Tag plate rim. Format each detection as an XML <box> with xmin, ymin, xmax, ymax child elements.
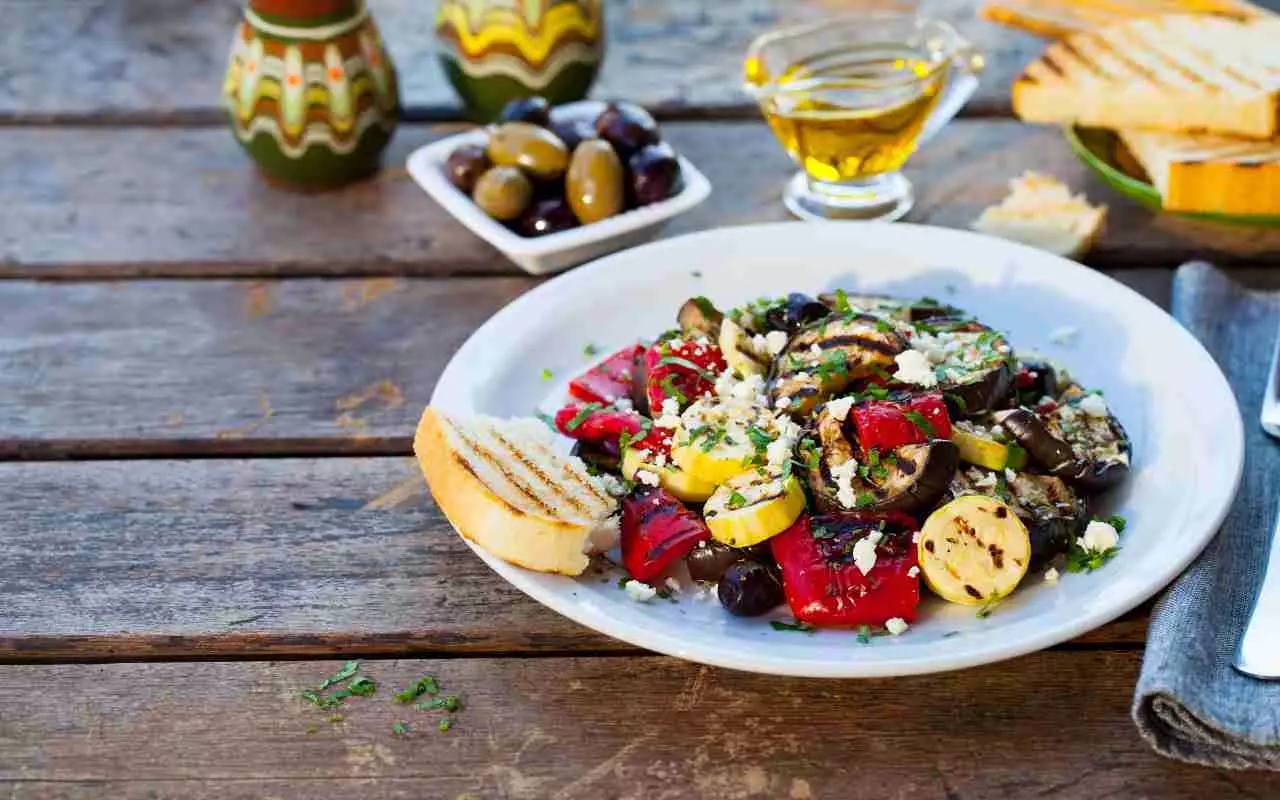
<box><xmin>430</xmin><ymin>221</ymin><xmax>1245</xmax><ymax>677</ymax></box>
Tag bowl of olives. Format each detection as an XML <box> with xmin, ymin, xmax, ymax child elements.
<box><xmin>407</xmin><ymin>98</ymin><xmax>711</xmax><ymax>275</ymax></box>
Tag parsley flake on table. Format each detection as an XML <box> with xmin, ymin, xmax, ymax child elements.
<box><xmin>394</xmin><ymin>675</ymin><xmax>440</xmax><ymax>704</ymax></box>
<box><xmin>392</xmin><ymin>721</ymin><xmax>410</xmax><ymax>736</ymax></box>
<box><xmin>770</xmin><ymin>620</ymin><xmax>815</xmax><ymax>634</ymax></box>
<box><xmin>438</xmin><ymin>718</ymin><xmax>454</xmax><ymax>733</ymax></box>
<box><xmin>583</xmin><ymin>343</ymin><xmax>599</xmax><ymax>357</ymax></box>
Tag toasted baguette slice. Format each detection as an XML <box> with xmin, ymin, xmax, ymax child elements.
<box><xmin>972</xmin><ymin>172</ymin><xmax>1106</xmax><ymax>259</ymax></box>
<box><xmin>1013</xmin><ymin>16</ymin><xmax>1280</xmax><ymax>139</ymax></box>
<box><xmin>980</xmin><ymin>0</ymin><xmax>1270</xmax><ymax>39</ymax></box>
<box><xmin>414</xmin><ymin>407</ymin><xmax>621</xmax><ymax>576</ymax></box>
<box><xmin>1119</xmin><ymin>128</ymin><xmax>1280</xmax><ymax>215</ymax></box>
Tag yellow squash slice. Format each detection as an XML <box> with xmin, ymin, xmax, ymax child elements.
<box><xmin>703</xmin><ymin>471</ymin><xmax>806</xmax><ymax>548</ymax></box>
<box><xmin>918</xmin><ymin>495</ymin><xmax>1031</xmax><ymax>606</ymax></box>
<box><xmin>621</xmin><ymin>446</ymin><xmax>716</xmax><ymax>502</ymax></box>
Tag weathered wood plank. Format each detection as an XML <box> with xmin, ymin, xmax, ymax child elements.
<box><xmin>0</xmin><ymin>277</ymin><xmax>533</xmax><ymax>457</ymax></box>
<box><xmin>0</xmin><ymin>0</ymin><xmax>1038</xmax><ymax>124</ymax></box>
<box><xmin>3</xmin><ymin>653</ymin><xmax>1277</xmax><ymax>798</ymax></box>
<box><xmin>0</xmin><ymin>268</ymin><xmax>1192</xmax><ymax>458</ymax></box>
<box><xmin>0</xmin><ymin>458</ymin><xmax>1147</xmax><ymax>661</ymax></box>
<box><xmin>5</xmin><ymin>120</ymin><xmax>1280</xmax><ymax>278</ymax></box>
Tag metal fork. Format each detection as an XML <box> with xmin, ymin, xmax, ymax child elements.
<box><xmin>1234</xmin><ymin>328</ymin><xmax>1280</xmax><ymax>679</ymax></box>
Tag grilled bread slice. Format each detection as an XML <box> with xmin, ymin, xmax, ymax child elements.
<box><xmin>980</xmin><ymin>0</ymin><xmax>1269</xmax><ymax>39</ymax></box>
<box><xmin>415</xmin><ymin>407</ymin><xmax>621</xmax><ymax>576</ymax></box>
<box><xmin>972</xmin><ymin>172</ymin><xmax>1107</xmax><ymax>259</ymax></box>
<box><xmin>1013</xmin><ymin>15</ymin><xmax>1280</xmax><ymax>138</ymax></box>
<box><xmin>1119</xmin><ymin>128</ymin><xmax>1280</xmax><ymax>215</ymax></box>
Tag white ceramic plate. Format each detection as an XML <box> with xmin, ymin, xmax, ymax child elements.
<box><xmin>431</xmin><ymin>222</ymin><xmax>1243</xmax><ymax>677</ymax></box>
<box><xmin>406</xmin><ymin>101</ymin><xmax>712</xmax><ymax>276</ymax></box>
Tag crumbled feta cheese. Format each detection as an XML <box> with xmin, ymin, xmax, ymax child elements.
<box><xmin>652</xmin><ymin>451</ymin><xmax>668</xmax><ymax>468</ymax></box>
<box><xmin>826</xmin><ymin>396</ymin><xmax>855</xmax><ymax>421</ymax></box>
<box><xmin>912</xmin><ymin>531</ymin><xmax>921</xmax><ymax>543</ymax></box>
<box><xmin>588</xmin><ymin>514</ymin><xmax>620</xmax><ymax>552</ymax></box>
<box><xmin>907</xmin><ymin>565</ymin><xmax>920</xmax><ymax>578</ymax></box>
<box><xmin>830</xmin><ymin>458</ymin><xmax>861</xmax><ymax>509</ymax></box>
<box><xmin>751</xmin><ymin>333</ymin><xmax>769</xmax><ymax>354</ymax></box>
<box><xmin>667</xmin><ymin>337</ymin><xmax>685</xmax><ymax>350</ymax></box>
<box><xmin>1078</xmin><ymin>519</ymin><xmax>1119</xmax><ymax>553</ymax></box>
<box><xmin>1043</xmin><ymin>567</ymin><xmax>1060</xmax><ymax>584</ymax></box>
<box><xmin>764</xmin><ymin>330</ymin><xmax>789</xmax><ymax>356</ymax></box>
<box><xmin>910</xmin><ymin>332</ymin><xmax>949</xmax><ymax>364</ymax></box>
<box><xmin>990</xmin><ymin>423</ymin><xmax>1005</xmax><ymax>437</ymax></box>
<box><xmin>1077</xmin><ymin>393</ymin><xmax>1109</xmax><ymax>418</ymax></box>
<box><xmin>730</xmin><ymin>373</ymin><xmax>766</xmax><ymax>402</ymax></box>
<box><xmin>634</xmin><ymin>469</ymin><xmax>660</xmax><ymax>487</ymax></box>
<box><xmin>693</xmin><ymin>583</ymin><xmax>717</xmax><ymax>602</ymax></box>
<box><xmin>851</xmin><ymin>532</ymin><xmax>882</xmax><ymax>575</ymax></box>
<box><xmin>775</xmin><ymin>396</ymin><xmax>793</xmax><ymax>410</ymax></box>
<box><xmin>893</xmin><ymin>349</ymin><xmax>939</xmax><ymax>387</ymax></box>
<box><xmin>766</xmin><ymin>436</ymin><xmax>792</xmax><ymax>469</ymax></box>
<box><xmin>1005</xmin><ymin>468</ymin><xmax>1017</xmax><ymax>483</ymax></box>
<box><xmin>692</xmin><ymin>336</ymin><xmax>710</xmax><ymax>347</ymax></box>
<box><xmin>612</xmin><ymin>397</ymin><xmax>633</xmax><ymax>411</ymax></box>
<box><xmin>624</xmin><ymin>580</ymin><xmax>657</xmax><ymax>602</ymax></box>
<box><xmin>973</xmin><ymin>471</ymin><xmax>998</xmax><ymax>490</ymax></box>
<box><xmin>1048</xmin><ymin>326</ymin><xmax>1078</xmax><ymax>346</ymax></box>
<box><xmin>714</xmin><ymin>370</ymin><xmax>737</xmax><ymax>398</ymax></box>
<box><xmin>885</xmin><ymin>617</ymin><xmax>909</xmax><ymax>636</ymax></box>
<box><xmin>810</xmin><ymin>344</ymin><xmax>823</xmax><ymax>357</ymax></box>
<box><xmin>655</xmin><ymin>397</ymin><xmax>682</xmax><ymax>428</ymax></box>
<box><xmin>596</xmin><ymin>473</ymin><xmax>627</xmax><ymax>498</ymax></box>
<box><xmin>664</xmin><ymin>577</ymin><xmax>682</xmax><ymax>595</ymax></box>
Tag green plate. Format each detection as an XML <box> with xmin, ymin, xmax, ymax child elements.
<box><xmin>1064</xmin><ymin>125</ymin><xmax>1280</xmax><ymax>227</ymax></box>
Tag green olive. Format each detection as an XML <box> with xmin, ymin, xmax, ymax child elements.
<box><xmin>472</xmin><ymin>166</ymin><xmax>533</xmax><ymax>221</ymax></box>
<box><xmin>566</xmin><ymin>139</ymin><xmax>625</xmax><ymax>225</ymax></box>
<box><xmin>486</xmin><ymin>122</ymin><xmax>569</xmax><ymax>180</ymax></box>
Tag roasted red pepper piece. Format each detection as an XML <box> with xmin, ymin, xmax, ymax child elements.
<box><xmin>621</xmin><ymin>487</ymin><xmax>711</xmax><ymax>582</ymax></box>
<box><xmin>1014</xmin><ymin>366</ymin><xmax>1037</xmax><ymax>390</ymax></box>
<box><xmin>569</xmin><ymin>344</ymin><xmax>645</xmax><ymax>404</ymax></box>
<box><xmin>643</xmin><ymin>336</ymin><xmax>726</xmax><ymax>413</ymax></box>
<box><xmin>553</xmin><ymin>403</ymin><xmax>648</xmax><ymax>454</ymax></box>
<box><xmin>770</xmin><ymin>512</ymin><xmax>920</xmax><ymax>628</ymax></box>
<box><xmin>849</xmin><ymin>392</ymin><xmax>952</xmax><ymax>452</ymax></box>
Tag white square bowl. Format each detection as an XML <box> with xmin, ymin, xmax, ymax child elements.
<box><xmin>406</xmin><ymin>102</ymin><xmax>712</xmax><ymax>275</ymax></box>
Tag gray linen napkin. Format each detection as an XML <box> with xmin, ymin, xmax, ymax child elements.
<box><xmin>1133</xmin><ymin>262</ymin><xmax>1280</xmax><ymax>769</ymax></box>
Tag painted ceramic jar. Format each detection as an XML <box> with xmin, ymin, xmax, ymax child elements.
<box><xmin>224</xmin><ymin>0</ymin><xmax>400</xmax><ymax>189</ymax></box>
<box><xmin>436</xmin><ymin>0</ymin><xmax>604</xmax><ymax>122</ymax></box>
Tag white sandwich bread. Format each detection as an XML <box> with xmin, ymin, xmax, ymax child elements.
<box><xmin>414</xmin><ymin>407</ymin><xmax>621</xmax><ymax>576</ymax></box>
<box><xmin>972</xmin><ymin>172</ymin><xmax>1107</xmax><ymax>259</ymax></box>
<box><xmin>1013</xmin><ymin>15</ymin><xmax>1280</xmax><ymax>139</ymax></box>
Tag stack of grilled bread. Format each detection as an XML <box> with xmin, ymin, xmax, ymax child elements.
<box><xmin>1012</xmin><ymin>14</ymin><xmax>1280</xmax><ymax>216</ymax></box>
<box><xmin>415</xmin><ymin>407</ymin><xmax>622</xmax><ymax>576</ymax></box>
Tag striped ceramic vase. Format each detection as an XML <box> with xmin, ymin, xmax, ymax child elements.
<box><xmin>224</xmin><ymin>0</ymin><xmax>400</xmax><ymax>189</ymax></box>
<box><xmin>436</xmin><ymin>0</ymin><xmax>604</xmax><ymax>122</ymax></box>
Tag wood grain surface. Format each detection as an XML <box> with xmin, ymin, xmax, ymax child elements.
<box><xmin>6</xmin><ymin>120</ymin><xmax>1280</xmax><ymax>279</ymax></box>
<box><xmin>0</xmin><ymin>458</ymin><xmax>1147</xmax><ymax>662</ymax></box>
<box><xmin>3</xmin><ymin>653</ymin><xmax>1278</xmax><ymax>799</ymax></box>
<box><xmin>0</xmin><ymin>0</ymin><xmax>1040</xmax><ymax>124</ymax></box>
<box><xmin>0</xmin><ymin>268</ymin><xmax>1191</xmax><ymax>459</ymax></box>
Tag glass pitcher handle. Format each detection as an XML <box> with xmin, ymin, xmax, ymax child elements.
<box><xmin>919</xmin><ymin>44</ymin><xmax>984</xmax><ymax>146</ymax></box>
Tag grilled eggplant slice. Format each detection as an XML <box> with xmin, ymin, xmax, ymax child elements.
<box><xmin>806</xmin><ymin>413</ymin><xmax>959</xmax><ymax>515</ymax></box>
<box><xmin>763</xmin><ymin>293</ymin><xmax>832</xmax><ymax>333</ymax></box>
<box><xmin>996</xmin><ymin>401</ymin><xmax>1131</xmax><ymax>492</ymax></box>
<box><xmin>677</xmin><ymin>296</ymin><xmax>723</xmax><ymax>338</ymax></box>
<box><xmin>947</xmin><ymin>467</ymin><xmax>1085</xmax><ymax>565</ymax></box>
<box><xmin>817</xmin><ymin>292</ymin><xmax>962</xmax><ymax>322</ymax></box>
<box><xmin>914</xmin><ymin>318</ymin><xmax>1016</xmax><ymax>416</ymax></box>
<box><xmin>769</xmin><ymin>315</ymin><xmax>906</xmax><ymax>417</ymax></box>
<box><xmin>1013</xmin><ymin>358</ymin><xmax>1058</xmax><ymax>406</ymax></box>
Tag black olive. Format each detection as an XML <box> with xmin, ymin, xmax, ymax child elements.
<box><xmin>765</xmin><ymin>292</ymin><xmax>833</xmax><ymax>332</ymax></box>
<box><xmin>444</xmin><ymin>144</ymin><xmax>490</xmax><ymax>195</ymax></box>
<box><xmin>595</xmin><ymin>102</ymin><xmax>660</xmax><ymax>159</ymax></box>
<box><xmin>718</xmin><ymin>560</ymin><xmax>784</xmax><ymax>617</ymax></box>
<box><xmin>517</xmin><ymin>198</ymin><xmax>579</xmax><ymax>238</ymax></box>
<box><xmin>628</xmin><ymin>141</ymin><xmax>682</xmax><ymax>206</ymax></box>
<box><xmin>550</xmin><ymin>117</ymin><xmax>597</xmax><ymax>152</ymax></box>
<box><xmin>687</xmin><ymin>541</ymin><xmax>744</xmax><ymax>582</ymax></box>
<box><xmin>498</xmin><ymin>95</ymin><xmax>552</xmax><ymax>127</ymax></box>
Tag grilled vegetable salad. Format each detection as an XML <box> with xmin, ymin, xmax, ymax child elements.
<box><xmin>552</xmin><ymin>291</ymin><xmax>1131</xmax><ymax>637</ymax></box>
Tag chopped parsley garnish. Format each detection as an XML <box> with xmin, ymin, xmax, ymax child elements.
<box><xmin>565</xmin><ymin>402</ymin><xmax>603</xmax><ymax>431</ymax></box>
<box><xmin>691</xmin><ymin>296</ymin><xmax>717</xmax><ymax>317</ymax></box>
<box><xmin>657</xmin><ymin>356</ymin><xmax>716</xmax><ymax>380</ymax></box>
<box><xmin>976</xmin><ymin>598</ymin><xmax>1001</xmax><ymax>618</ymax></box>
<box><xmin>583</xmin><ymin>343</ymin><xmax>599</xmax><ymax>357</ymax></box>
<box><xmin>817</xmin><ymin>349</ymin><xmax>849</xmax><ymax>380</ymax></box>
<box><xmin>659</xmin><ymin>374</ymin><xmax>688</xmax><ymax>405</ymax></box>
<box><xmin>745</xmin><ymin>425</ymin><xmax>773</xmax><ymax>450</ymax></box>
<box><xmin>856</xmin><ymin>625</ymin><xmax>889</xmax><ymax>644</ymax></box>
<box><xmin>726</xmin><ymin>491</ymin><xmax>748</xmax><ymax>510</ymax></box>
<box><xmin>394</xmin><ymin>675</ymin><xmax>440</xmax><ymax>704</ymax></box>
<box><xmin>347</xmin><ymin>677</ymin><xmax>377</xmax><ymax>696</ymax></box>
<box><xmin>811</xmin><ymin>525</ymin><xmax>836</xmax><ymax>540</ymax></box>
<box><xmin>299</xmin><ymin>661</ymin><xmax>377</xmax><ymax>708</ymax></box>
<box><xmin>696</xmin><ymin>426</ymin><xmax>727</xmax><ymax>452</ymax></box>
<box><xmin>1065</xmin><ymin>519</ymin><xmax>1123</xmax><ymax>573</ymax></box>
<box><xmin>541</xmin><ymin>368</ymin><xmax>553</xmax><ymax>380</ymax></box>
<box><xmin>944</xmin><ymin>392</ymin><xmax>968</xmax><ymax>412</ymax></box>
<box><xmin>1104</xmin><ymin>514</ymin><xmax>1127</xmax><ymax>533</ymax></box>
<box><xmin>903</xmin><ymin>410</ymin><xmax>937</xmax><ymax>438</ymax></box>
<box><xmin>415</xmin><ymin>695</ymin><xmax>462</xmax><ymax>712</ymax></box>
<box><xmin>770</xmin><ymin>620</ymin><xmax>815</xmax><ymax>634</ymax></box>
<box><xmin>832</xmin><ymin>288</ymin><xmax>852</xmax><ymax>314</ymax></box>
<box><xmin>875</xmin><ymin>319</ymin><xmax>894</xmax><ymax>333</ymax></box>
<box><xmin>1005</xmin><ymin>443</ymin><xmax>1027</xmax><ymax>469</ymax></box>
<box><xmin>855</xmin><ymin>491</ymin><xmax>877</xmax><ymax>508</ymax></box>
<box><xmin>316</xmin><ymin>660</ymin><xmax>360</xmax><ymax>692</ymax></box>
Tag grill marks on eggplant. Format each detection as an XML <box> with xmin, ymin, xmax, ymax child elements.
<box><xmin>996</xmin><ymin>402</ymin><xmax>1132</xmax><ymax>492</ymax></box>
<box><xmin>769</xmin><ymin>315</ymin><xmax>906</xmax><ymax>416</ymax></box>
<box><xmin>919</xmin><ymin>318</ymin><xmax>1016</xmax><ymax>417</ymax></box>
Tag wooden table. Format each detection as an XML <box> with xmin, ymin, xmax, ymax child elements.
<box><xmin>4</xmin><ymin>2</ymin><xmax>1280</xmax><ymax>797</ymax></box>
